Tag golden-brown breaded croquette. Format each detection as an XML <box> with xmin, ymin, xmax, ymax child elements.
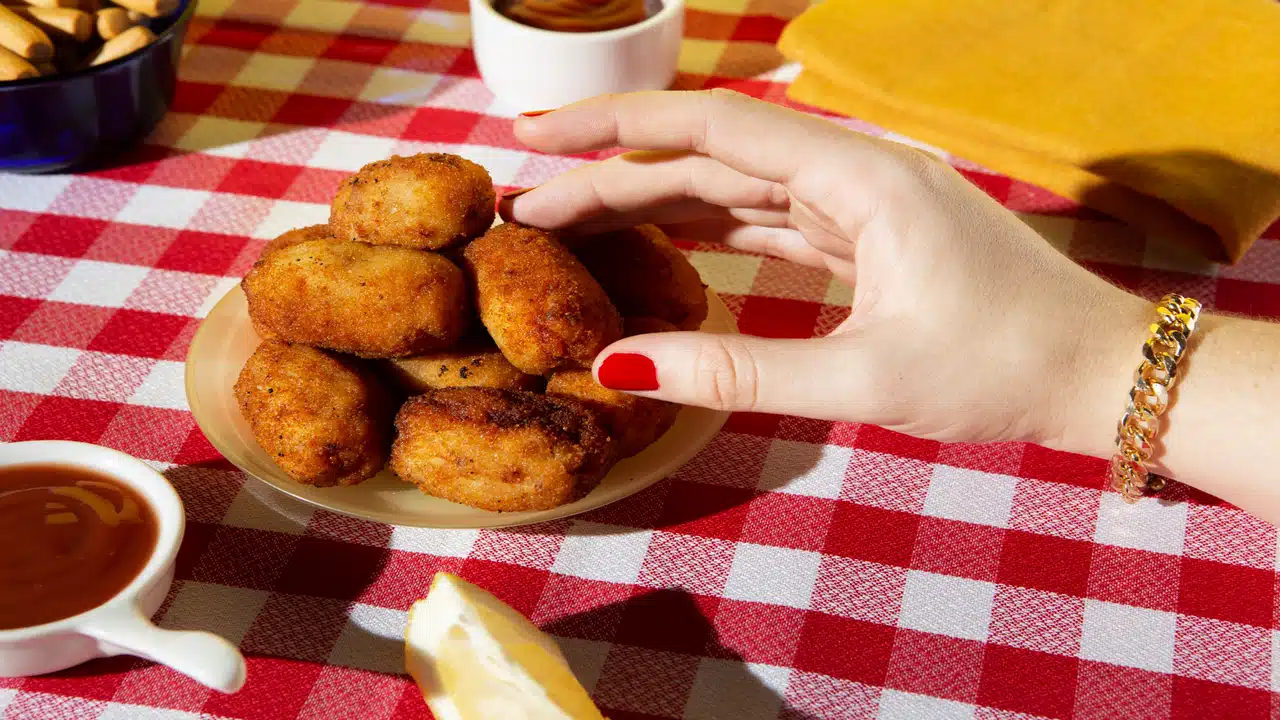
<box><xmin>383</xmin><ymin>336</ymin><xmax>543</xmax><ymax>393</ymax></box>
<box><xmin>242</xmin><ymin>239</ymin><xmax>469</xmax><ymax>358</ymax></box>
<box><xmin>235</xmin><ymin>341</ymin><xmax>394</xmax><ymax>486</ymax></box>
<box><xmin>391</xmin><ymin>388</ymin><xmax>616</xmax><ymax>512</ymax></box>
<box><xmin>259</xmin><ymin>224</ymin><xmax>336</xmax><ymax>260</ymax></box>
<box><xmin>463</xmin><ymin>223</ymin><xmax>622</xmax><ymax>374</ymax></box>
<box><xmin>330</xmin><ymin>153</ymin><xmax>496</xmax><ymax>250</ymax></box>
<box><xmin>569</xmin><ymin>225</ymin><xmax>708</xmax><ymax>330</ymax></box>
<box><xmin>546</xmin><ymin>316</ymin><xmax>680</xmax><ymax>458</ymax></box>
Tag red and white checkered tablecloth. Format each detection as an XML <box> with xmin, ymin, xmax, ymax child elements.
<box><xmin>3</xmin><ymin>0</ymin><xmax>1280</xmax><ymax>717</ymax></box>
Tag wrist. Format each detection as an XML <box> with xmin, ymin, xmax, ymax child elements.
<box><xmin>1036</xmin><ymin>286</ymin><xmax>1151</xmax><ymax>459</ymax></box>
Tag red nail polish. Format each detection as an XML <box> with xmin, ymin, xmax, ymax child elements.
<box><xmin>597</xmin><ymin>353</ymin><xmax>658</xmax><ymax>391</ymax></box>
<box><xmin>519</xmin><ymin>109</ymin><xmax>552</xmax><ymax>117</ymax></box>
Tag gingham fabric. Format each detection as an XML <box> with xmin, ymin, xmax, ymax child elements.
<box><xmin>2</xmin><ymin>0</ymin><xmax>1279</xmax><ymax>718</ymax></box>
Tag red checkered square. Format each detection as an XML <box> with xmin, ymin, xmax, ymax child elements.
<box><xmin>1087</xmin><ymin>544</ymin><xmax>1181</xmax><ymax>612</ymax></box>
<box><xmin>615</xmin><ymin>588</ymin><xmax>719</xmax><ymax>655</ymax></box>
<box><xmin>976</xmin><ymin>645</ymin><xmax>1078</xmax><ymax>719</ymax></box>
<box><xmin>1205</xmin><ymin>278</ymin><xmax>1280</xmax><ymax>318</ymax></box>
<box><xmin>99</xmin><ymin>406</ymin><xmax>196</xmax><ymax>466</ymax></box>
<box><xmin>471</xmin><ymin>523</ymin><xmax>567</xmax><ymax>570</ymax></box>
<box><xmin>576</xmin><ymin>482</ymin><xmax>669</xmax><ymax>529</ymax></box>
<box><xmin>322</xmin><ymin>34</ymin><xmax>397</xmax><ymax>64</ymax></box>
<box><xmin>240</xmin><ymin>592</ymin><xmax>350</xmax><ymax>662</ymax></box>
<box><xmin>112</xmin><ymin>663</ymin><xmax>212</xmax><ymax>712</ymax></box>
<box><xmin>810</xmin><ymin>555</ymin><xmax>907</xmax><ymax>626</ymax></box>
<box><xmin>1178</xmin><ymin>558</ymin><xmax>1274</xmax><ymax>627</ymax></box>
<box><xmin>1183</xmin><ymin>505</ymin><xmax>1277</xmax><ymax>570</ymax></box>
<box><xmin>0</xmin><ymin>208</ymin><xmax>38</xmax><ymax>248</ymax></box>
<box><xmin>711</xmin><ymin>599</ymin><xmax>806</xmax><ymax>665</ymax></box>
<box><xmin>855</xmin><ymin>424</ymin><xmax>942</xmax><ymax>463</ymax></box>
<box><xmin>1169</xmin><ymin>676</ymin><xmax>1271</xmax><ymax>720</ymax></box>
<box><xmin>277</xmin><ymin>537</ymin><xmax>390</xmax><ymax>600</ymax></box>
<box><xmin>155</xmin><ymin>230</ymin><xmax>251</xmax><ymax>276</ymax></box>
<box><xmin>1008</xmin><ymin>478</ymin><xmax>1101</xmax><ymax>542</ymax></box>
<box><xmin>12</xmin><ymin>215</ymin><xmax>109</xmax><ymax>258</ymax></box>
<box><xmin>936</xmin><ymin>442</ymin><xmax>1025</xmax><ymax>475</ymax></box>
<box><xmin>274</xmin><ymin>94</ymin><xmax>358</xmax><ymax>128</ymax></box>
<box><xmin>636</xmin><ymin>532</ymin><xmax>736</xmax><ymax>595</ymax></box>
<box><xmin>1073</xmin><ymin>659</ymin><xmax>1172</xmax><ymax>720</ymax></box>
<box><xmin>671</xmin><ymin>431</ymin><xmax>771</xmax><ymax>489</ymax></box>
<box><xmin>297</xmin><ymin>666</ymin><xmax>404</xmax><ymax>720</ymax></box>
<box><xmin>825</xmin><ymin>502</ymin><xmax>920</xmax><ymax>567</ymax></box>
<box><xmin>466</xmin><ymin>116</ymin><xmax>524</xmax><ymax>151</ymax></box>
<box><xmin>356</xmin><ymin>550</ymin><xmax>462</xmax><ymax>611</ymax></box>
<box><xmin>144</xmin><ymin>152</ymin><xmax>238</xmax><ymax>191</ymax></box>
<box><xmin>997</xmin><ymin>530</ymin><xmax>1093</xmax><ymax>596</ymax></box>
<box><xmin>0</xmin><ymin>296</ymin><xmax>45</xmax><ymax>338</ymax></box>
<box><xmin>793</xmin><ymin>612</ymin><xmax>896</xmax><ymax>685</ymax></box>
<box><xmin>731</xmin><ymin>15</ymin><xmax>786</xmax><ymax>42</ymax></box>
<box><xmin>988</xmin><ymin>585</ymin><xmax>1084</xmax><ymax>656</ymax></box>
<box><xmin>0</xmin><ymin>391</ymin><xmax>43</xmax><ymax>442</ymax></box>
<box><xmin>1173</xmin><ymin>614</ymin><xmax>1271</xmax><ymax>689</ymax></box>
<box><xmin>457</xmin><ymin>559</ymin><xmax>551</xmax><ymax>617</ymax></box>
<box><xmin>21</xmin><ymin>657</ymin><xmax>136</xmax><ymax>700</ymax></box>
<box><xmin>840</xmin><ymin>449</ymin><xmax>934</xmax><ymax>514</ymax></box>
<box><xmin>1018</xmin><ymin>442</ymin><xmax>1108</xmax><ymax>489</ymax></box>
<box><xmin>216</xmin><ymin>159</ymin><xmax>306</xmax><ymax>198</ymax></box>
<box><xmin>593</xmin><ymin>645</ymin><xmax>701</xmax><ymax>718</ymax></box>
<box><xmin>202</xmin><ymin>657</ymin><xmax>326</xmax><ymax>720</ymax></box>
<box><xmin>304</xmin><ymin>512</ymin><xmax>392</xmax><ymax>548</ymax></box>
<box><xmin>736</xmin><ymin>296</ymin><xmax>822</xmax><ymax>338</ymax></box>
<box><xmin>87</xmin><ymin>309</ymin><xmax>190</xmax><ymax>359</ymax></box>
<box><xmin>46</xmin><ymin>178</ymin><xmax>138</xmax><ymax>220</ymax></box>
<box><xmin>532</xmin><ymin>574</ymin><xmax>631</xmax><ymax>641</ymax></box>
<box><xmin>402</xmin><ymin>107</ymin><xmax>484</xmax><ymax>143</ymax></box>
<box><xmin>14</xmin><ymin>396</ymin><xmax>121</xmax><ymax>443</ymax></box>
<box><xmin>885</xmin><ymin>629</ymin><xmax>984</xmax><ymax>702</ymax></box>
<box><xmin>53</xmin><ymin>351</ymin><xmax>152</xmax><ymax>402</ymax></box>
<box><xmin>283</xmin><ymin>167</ymin><xmax>350</xmax><ymax>204</ymax></box>
<box><xmin>11</xmin><ymin>302</ymin><xmax>115</xmax><ymax>349</ymax></box>
<box><xmin>654</xmin><ymin>481</ymin><xmax>754</xmax><ymax>541</ymax></box>
<box><xmin>740</xmin><ymin>493</ymin><xmax>836</xmax><ymax>551</ymax></box>
<box><xmin>189</xmin><ymin>526</ymin><xmax>300</xmax><ymax>589</ymax></box>
<box><xmin>161</xmin><ymin>465</ymin><xmax>240</xmax><ymax>524</ymax></box>
<box><xmin>720</xmin><ymin>411</ymin><xmax>783</xmax><ymax>439</ymax></box>
<box><xmin>911</xmin><ymin>517</ymin><xmax>1006</xmax><ymax>582</ymax></box>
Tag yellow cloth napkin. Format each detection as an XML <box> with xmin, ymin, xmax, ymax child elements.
<box><xmin>777</xmin><ymin>0</ymin><xmax>1280</xmax><ymax>263</ymax></box>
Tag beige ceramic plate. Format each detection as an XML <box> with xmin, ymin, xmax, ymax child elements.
<box><xmin>185</xmin><ymin>286</ymin><xmax>736</xmax><ymax>529</ymax></box>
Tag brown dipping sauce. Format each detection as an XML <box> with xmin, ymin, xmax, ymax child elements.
<box><xmin>498</xmin><ymin>0</ymin><xmax>651</xmax><ymax>32</ymax></box>
<box><xmin>0</xmin><ymin>464</ymin><xmax>158</xmax><ymax>631</ymax></box>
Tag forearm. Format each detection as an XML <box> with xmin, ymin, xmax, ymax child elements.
<box><xmin>1052</xmin><ymin>293</ymin><xmax>1280</xmax><ymax>524</ymax></box>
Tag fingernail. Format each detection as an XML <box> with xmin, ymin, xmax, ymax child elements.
<box><xmin>519</xmin><ymin>109</ymin><xmax>552</xmax><ymax>118</ymax></box>
<box><xmin>597</xmin><ymin>353</ymin><xmax>659</xmax><ymax>391</ymax></box>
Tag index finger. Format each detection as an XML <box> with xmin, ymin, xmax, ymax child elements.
<box><xmin>514</xmin><ymin>89</ymin><xmax>883</xmax><ymax>185</ymax></box>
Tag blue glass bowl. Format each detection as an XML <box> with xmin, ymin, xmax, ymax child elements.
<box><xmin>0</xmin><ymin>0</ymin><xmax>195</xmax><ymax>174</ymax></box>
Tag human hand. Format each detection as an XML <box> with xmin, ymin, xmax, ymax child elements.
<box><xmin>502</xmin><ymin>90</ymin><xmax>1146</xmax><ymax>448</ymax></box>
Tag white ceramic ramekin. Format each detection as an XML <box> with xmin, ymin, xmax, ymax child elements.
<box><xmin>470</xmin><ymin>0</ymin><xmax>685</xmax><ymax>111</ymax></box>
<box><xmin>0</xmin><ymin>441</ymin><xmax>246</xmax><ymax>694</ymax></box>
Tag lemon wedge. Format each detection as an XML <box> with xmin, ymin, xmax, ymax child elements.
<box><xmin>405</xmin><ymin>572</ymin><xmax>606</xmax><ymax>720</ymax></box>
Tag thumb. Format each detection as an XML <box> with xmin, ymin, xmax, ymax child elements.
<box><xmin>591</xmin><ymin>331</ymin><xmax>872</xmax><ymax>421</ymax></box>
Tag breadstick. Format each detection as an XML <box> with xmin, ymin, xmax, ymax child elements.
<box><xmin>14</xmin><ymin>0</ymin><xmax>81</xmax><ymax>8</ymax></box>
<box><xmin>0</xmin><ymin>42</ymin><xmax>37</xmax><ymax>79</ymax></box>
<box><xmin>104</xmin><ymin>0</ymin><xmax>174</xmax><ymax>18</ymax></box>
<box><xmin>85</xmin><ymin>22</ymin><xmax>151</xmax><ymax>65</ymax></box>
<box><xmin>125</xmin><ymin>9</ymin><xmax>143</xmax><ymax>23</ymax></box>
<box><xmin>0</xmin><ymin>5</ymin><xmax>53</xmax><ymax>60</ymax></box>
<box><xmin>10</xmin><ymin>6</ymin><xmax>91</xmax><ymax>42</ymax></box>
<box><xmin>94</xmin><ymin>6</ymin><xmax>130</xmax><ymax>39</ymax></box>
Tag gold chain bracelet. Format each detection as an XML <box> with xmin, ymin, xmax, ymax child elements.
<box><xmin>1110</xmin><ymin>293</ymin><xmax>1202</xmax><ymax>503</ymax></box>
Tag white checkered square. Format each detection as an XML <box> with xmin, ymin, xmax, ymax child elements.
<box><xmin>421</xmin><ymin>76</ymin><xmax>494</xmax><ymax>113</ymax></box>
<box><xmin>922</xmin><ymin>465</ymin><xmax>1018</xmax><ymax>529</ymax></box>
<box><xmin>99</xmin><ymin>705</ymin><xmax>203</xmax><ymax>720</ymax></box>
<box><xmin>0</xmin><ymin>341</ymin><xmax>80</xmax><ymax>394</ymax></box>
<box><xmin>686</xmin><ymin>250</ymin><xmax>762</xmax><ymax>295</ymax></box>
<box><xmin>129</xmin><ymin>361</ymin><xmax>189</xmax><ymax>410</ymax></box>
<box><xmin>441</xmin><ymin>144</ymin><xmax>529</xmax><ymax>186</ymax></box>
<box><xmin>195</xmin><ymin>277</ymin><xmax>242</xmax><ymax>319</ymax></box>
<box><xmin>722</xmin><ymin>543</ymin><xmax>823</xmax><ymax>610</ymax></box>
<box><xmin>1142</xmin><ymin>236</ymin><xmax>1219</xmax><ymax>277</ymax></box>
<box><xmin>783</xmin><ymin>671</ymin><xmax>882</xmax><ymax>720</ymax></box>
<box><xmin>684</xmin><ymin>660</ymin><xmax>791</xmax><ymax>720</ymax></box>
<box><xmin>307</xmin><ymin>130</ymin><xmax>399</xmax><ymax>172</ymax></box>
<box><xmin>898</xmin><ymin>571</ymin><xmax>995</xmax><ymax>642</ymax></box>
<box><xmin>223</xmin><ymin>482</ymin><xmax>315</xmax><ymax>534</ymax></box>
<box><xmin>0</xmin><ymin>690</ymin><xmax>14</xmax><ymax>714</ymax></box>
<box><xmin>233</xmin><ymin>52</ymin><xmax>317</xmax><ymax>92</ymax></box>
<box><xmin>554</xmin><ymin>637</ymin><xmax>611</xmax><ymax>694</ymax></box>
<box><xmin>357</xmin><ymin>67</ymin><xmax>443</xmax><ymax>106</ymax></box>
<box><xmin>328</xmin><ymin>603</ymin><xmax>408</xmax><ymax>675</ymax></box>
<box><xmin>877</xmin><ymin>689</ymin><xmax>975</xmax><ymax>720</ymax></box>
<box><xmin>1273</xmin><ymin>630</ymin><xmax>1280</xmax><ymax>692</ymax></box>
<box><xmin>551</xmin><ymin>522</ymin><xmax>651</xmax><ymax>584</ymax></box>
<box><xmin>252</xmin><ymin>200</ymin><xmax>332</xmax><ymax>239</ymax></box>
<box><xmin>297</xmin><ymin>666</ymin><xmax>403</xmax><ymax>720</ymax></box>
<box><xmin>1093</xmin><ymin>492</ymin><xmax>1187</xmax><ymax>556</ymax></box>
<box><xmin>0</xmin><ymin>250</ymin><xmax>75</xmax><ymax>299</ymax></box>
<box><xmin>1079</xmin><ymin>599</ymin><xmax>1176</xmax><ymax>673</ymax></box>
<box><xmin>159</xmin><ymin>581</ymin><xmax>269</xmax><ymax>645</ymax></box>
<box><xmin>0</xmin><ymin>173</ymin><xmax>72</xmax><ymax>211</ymax></box>
<box><xmin>472</xmin><ymin>525</ymin><xmax>566</xmax><ymax>569</ymax></box>
<box><xmin>114</xmin><ymin>186</ymin><xmax>211</xmax><ymax>229</ymax></box>
<box><xmin>758</xmin><ymin>440</ymin><xmax>851</xmax><ymax>498</ymax></box>
<box><xmin>48</xmin><ymin>259</ymin><xmax>150</xmax><ymax>307</ymax></box>
<box><xmin>389</xmin><ymin>526</ymin><xmax>479</xmax><ymax>557</ymax></box>
<box><xmin>173</xmin><ymin>116</ymin><xmax>265</xmax><ymax>158</ymax></box>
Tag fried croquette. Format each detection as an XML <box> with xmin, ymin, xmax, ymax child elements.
<box><xmin>546</xmin><ymin>316</ymin><xmax>680</xmax><ymax>458</ymax></box>
<box><xmin>383</xmin><ymin>336</ymin><xmax>543</xmax><ymax>393</ymax></box>
<box><xmin>570</xmin><ymin>224</ymin><xmax>708</xmax><ymax>330</ymax></box>
<box><xmin>259</xmin><ymin>224</ymin><xmax>335</xmax><ymax>260</ymax></box>
<box><xmin>463</xmin><ymin>223</ymin><xmax>622</xmax><ymax>374</ymax></box>
<box><xmin>235</xmin><ymin>341</ymin><xmax>394</xmax><ymax>486</ymax></box>
<box><xmin>390</xmin><ymin>388</ymin><xmax>616</xmax><ymax>512</ymax></box>
<box><xmin>242</xmin><ymin>239</ymin><xmax>469</xmax><ymax>358</ymax></box>
<box><xmin>330</xmin><ymin>153</ymin><xmax>496</xmax><ymax>250</ymax></box>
